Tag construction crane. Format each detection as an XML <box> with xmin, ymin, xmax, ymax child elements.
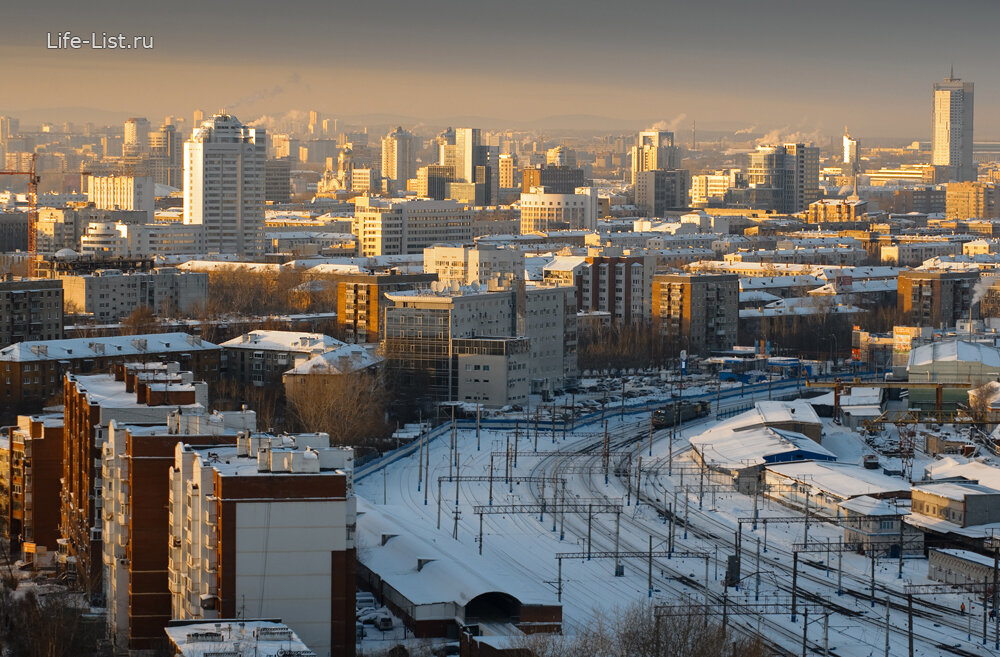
<box><xmin>0</xmin><ymin>153</ymin><xmax>40</xmax><ymax>265</ymax></box>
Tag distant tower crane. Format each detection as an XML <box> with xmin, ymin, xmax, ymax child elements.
<box><xmin>0</xmin><ymin>153</ymin><xmax>40</xmax><ymax>259</ymax></box>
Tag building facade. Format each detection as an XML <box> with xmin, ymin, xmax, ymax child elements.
<box><xmin>519</xmin><ymin>186</ymin><xmax>598</xmax><ymax>233</ymax></box>
<box><xmin>60</xmin><ymin>268</ymin><xmax>208</xmax><ymax>321</ymax></box>
<box><xmin>652</xmin><ymin>273</ymin><xmax>739</xmax><ymax>355</ymax></box>
<box><xmin>354</xmin><ymin>197</ymin><xmax>472</xmax><ymax>256</ymax></box>
<box><xmin>184</xmin><ymin>114</ymin><xmax>266</xmax><ymax>257</ymax></box>
<box><xmin>932</xmin><ymin>74</ymin><xmax>976</xmax><ymax>182</ymax></box>
<box><xmin>167</xmin><ymin>436</ymin><xmax>356</xmax><ymax>657</ymax></box>
<box><xmin>0</xmin><ymin>277</ymin><xmax>63</xmax><ymax>348</ymax></box>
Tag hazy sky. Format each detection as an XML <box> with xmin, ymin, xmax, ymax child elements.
<box><xmin>2</xmin><ymin>0</ymin><xmax>999</xmax><ymax>138</ymax></box>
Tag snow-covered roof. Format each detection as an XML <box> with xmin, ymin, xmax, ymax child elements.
<box><xmin>907</xmin><ymin>340</ymin><xmax>1000</xmax><ymax>368</ymax></box>
<box><xmin>739</xmin><ymin>291</ymin><xmax>782</xmax><ymax>303</ymax></box>
<box><xmin>284</xmin><ymin>344</ymin><xmax>382</xmax><ymax>376</ymax></box>
<box><xmin>808</xmin><ymin>386</ymin><xmax>883</xmax><ymax>408</ymax></box>
<box><xmin>930</xmin><ymin>548</ymin><xmax>998</xmax><ymax>568</ymax></box>
<box><xmin>0</xmin><ymin>332</ymin><xmax>217</xmax><ymax>362</ymax></box>
<box><xmin>923</xmin><ymin>457</ymin><xmax>1000</xmax><ymax>490</ymax></box>
<box><xmin>221</xmin><ymin>330</ymin><xmax>344</xmax><ymax>354</ymax></box>
<box><xmin>766</xmin><ymin>461</ymin><xmax>909</xmax><ymax>500</ymax></box>
<box><xmin>912</xmin><ymin>481</ymin><xmax>1000</xmax><ymax>501</ymax></box>
<box><xmin>543</xmin><ymin>256</ymin><xmax>588</xmax><ymax>272</ymax></box>
<box><xmin>355</xmin><ymin>500</ymin><xmax>555</xmax><ymax>610</ymax></box>
<box><xmin>165</xmin><ymin>621</ymin><xmax>313</xmax><ymax>657</ymax></box>
<box><xmin>691</xmin><ymin>426</ymin><xmax>835</xmax><ymax>471</ymax></box>
<box><xmin>840</xmin><ymin>495</ymin><xmax>910</xmax><ymax>517</ymax></box>
<box><xmin>740</xmin><ymin>275</ymin><xmax>824</xmax><ymax>291</ymax></box>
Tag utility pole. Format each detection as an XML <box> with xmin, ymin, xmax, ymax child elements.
<box><xmin>603</xmin><ymin>421</ymin><xmax>610</xmax><ymax>484</ymax></box>
<box><xmin>647</xmin><ymin>535</ymin><xmax>653</xmax><ymax>597</ymax></box>
<box><xmin>648</xmin><ymin>414</ymin><xmax>653</xmax><ymax>457</ymax></box>
<box><xmin>478</xmin><ymin>512</ymin><xmax>483</xmax><ymax>555</ymax></box>
<box><xmin>884</xmin><ymin>598</ymin><xmax>890</xmax><ymax>657</ymax></box>
<box><xmin>455</xmin><ymin>453</ymin><xmax>460</xmax><ymax>506</ymax></box>
<box><xmin>449</xmin><ymin>405</ymin><xmax>455</xmax><ymax>481</ymax></box>
<box><xmin>907</xmin><ymin>592</ymin><xmax>914</xmax><ymax>657</ymax></box>
<box><xmin>417</xmin><ymin>421</ymin><xmax>424</xmax><ymax>492</ymax></box>
<box><xmin>636</xmin><ymin>456</ymin><xmax>642</xmax><ymax>507</ymax></box>
<box><xmin>534</xmin><ymin>407</ymin><xmax>539</xmax><ymax>449</ymax></box>
<box><xmin>587</xmin><ymin>504</ymin><xmax>593</xmax><ymax>560</ymax></box>
<box><xmin>823</xmin><ymin>612</ymin><xmax>829</xmax><ymax>657</ymax></box>
<box><xmin>551</xmin><ymin>404</ymin><xmax>556</xmax><ymax>444</ymax></box>
<box><xmin>621</xmin><ymin>377</ymin><xmax>625</xmax><ymax>419</ymax></box>
<box><xmin>513</xmin><ymin>422</ymin><xmax>519</xmax><ymax>468</ymax></box>
<box><xmin>614</xmin><ymin>511</ymin><xmax>621</xmax><ymax>575</ymax></box>
<box><xmin>488</xmin><ymin>453</ymin><xmax>494</xmax><ymax>505</ymax></box>
<box><xmin>476</xmin><ymin>404</ymin><xmax>481</xmax><ymax>451</ymax></box>
<box><xmin>791</xmin><ymin>551</ymin><xmax>799</xmax><ymax>622</ymax></box>
<box><xmin>801</xmin><ymin>607</ymin><xmax>808</xmax><ymax>657</ymax></box>
<box><xmin>436</xmin><ymin>478</ymin><xmax>442</xmax><ymax>530</ymax></box>
<box><xmin>803</xmin><ymin>489</ymin><xmax>810</xmax><ymax>546</ymax></box>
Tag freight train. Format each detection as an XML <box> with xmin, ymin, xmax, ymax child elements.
<box><xmin>651</xmin><ymin>400</ymin><xmax>711</xmax><ymax>429</ymax></box>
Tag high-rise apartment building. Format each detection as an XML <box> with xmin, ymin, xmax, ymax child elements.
<box><xmin>898</xmin><ymin>270</ymin><xmax>978</xmax><ymax>327</ymax></box>
<box><xmin>499</xmin><ymin>153</ymin><xmax>517</xmax><ymax>189</ymax></box>
<box><xmin>264</xmin><ymin>158</ymin><xmax>291</xmax><ymax>203</ymax></box>
<box><xmin>61</xmin><ymin>363</ymin><xmax>209</xmax><ymax>590</ymax></box>
<box><xmin>149</xmin><ymin>123</ymin><xmax>184</xmax><ymax>188</ymax></box>
<box><xmin>652</xmin><ymin>273</ymin><xmax>739</xmax><ymax>355</ymax></box>
<box><xmin>0</xmin><ymin>413</ymin><xmax>63</xmax><ymax>559</ymax></box>
<box><xmin>183</xmin><ymin>114</ymin><xmax>266</xmax><ymax>256</ymax></box>
<box><xmin>630</xmin><ymin>130</ymin><xmax>679</xmax><ymax>184</ymax></box>
<box><xmin>634</xmin><ymin>169</ymin><xmax>690</xmax><ymax>216</ymax></box>
<box><xmin>932</xmin><ymin>73</ymin><xmax>975</xmax><ymax>182</ymax></box>
<box><xmin>102</xmin><ymin>400</ymin><xmax>254</xmax><ymax>651</ymax></box>
<box><xmin>0</xmin><ymin>116</ymin><xmax>19</xmax><ymax>140</ymax></box>
<box><xmin>381</xmin><ymin>126</ymin><xmax>416</xmax><ymax>186</ymax></box>
<box><xmin>168</xmin><ymin>435</ymin><xmax>356</xmax><ymax>657</ymax></box>
<box><xmin>123</xmin><ymin>117</ymin><xmax>151</xmax><ymax>157</ymax></box>
<box><xmin>746</xmin><ymin>143</ymin><xmax>820</xmax><ymax>213</ymax></box>
<box><xmin>945</xmin><ymin>181</ymin><xmax>1000</xmax><ymax>219</ymax></box>
<box><xmin>454</xmin><ymin>128</ymin><xmax>481</xmax><ymax>183</ymax></box>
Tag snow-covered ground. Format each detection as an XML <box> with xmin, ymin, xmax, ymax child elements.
<box><xmin>356</xmin><ymin>388</ymin><xmax>1000</xmax><ymax>656</ymax></box>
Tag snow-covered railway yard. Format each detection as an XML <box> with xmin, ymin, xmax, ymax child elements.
<box><xmin>356</xmin><ymin>390</ymin><xmax>1000</xmax><ymax>656</ymax></box>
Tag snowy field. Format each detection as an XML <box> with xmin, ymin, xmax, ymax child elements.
<box><xmin>356</xmin><ymin>388</ymin><xmax>1000</xmax><ymax>656</ymax></box>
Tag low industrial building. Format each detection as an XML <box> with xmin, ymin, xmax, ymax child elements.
<box><xmin>906</xmin><ymin>341</ymin><xmax>1000</xmax><ymax>409</ymax></box>
<box><xmin>689</xmin><ymin>400</ymin><xmax>833</xmax><ymax>489</ymax></box>
<box><xmin>840</xmin><ymin>496</ymin><xmax>924</xmax><ymax>556</ymax></box>
<box><xmin>927</xmin><ymin>548</ymin><xmax>998</xmax><ymax>587</ymax></box>
<box><xmin>356</xmin><ymin>501</ymin><xmax>561</xmax><ymax>639</ymax></box>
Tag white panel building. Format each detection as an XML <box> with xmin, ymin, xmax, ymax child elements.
<box><xmin>184</xmin><ymin>114</ymin><xmax>266</xmax><ymax>256</ymax></box>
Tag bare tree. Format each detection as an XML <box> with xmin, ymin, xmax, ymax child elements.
<box><xmin>285</xmin><ymin>369</ymin><xmax>391</xmax><ymax>447</ymax></box>
<box><xmin>514</xmin><ymin>601</ymin><xmax>771</xmax><ymax>657</ymax></box>
<box><xmin>119</xmin><ymin>305</ymin><xmax>159</xmax><ymax>336</ymax></box>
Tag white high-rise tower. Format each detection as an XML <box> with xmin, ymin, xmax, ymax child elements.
<box><xmin>183</xmin><ymin>113</ymin><xmax>265</xmax><ymax>256</ymax></box>
<box><xmin>932</xmin><ymin>71</ymin><xmax>975</xmax><ymax>182</ymax></box>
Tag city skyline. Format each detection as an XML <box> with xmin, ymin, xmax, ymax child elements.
<box><xmin>3</xmin><ymin>0</ymin><xmax>1000</xmax><ymax>137</ymax></box>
